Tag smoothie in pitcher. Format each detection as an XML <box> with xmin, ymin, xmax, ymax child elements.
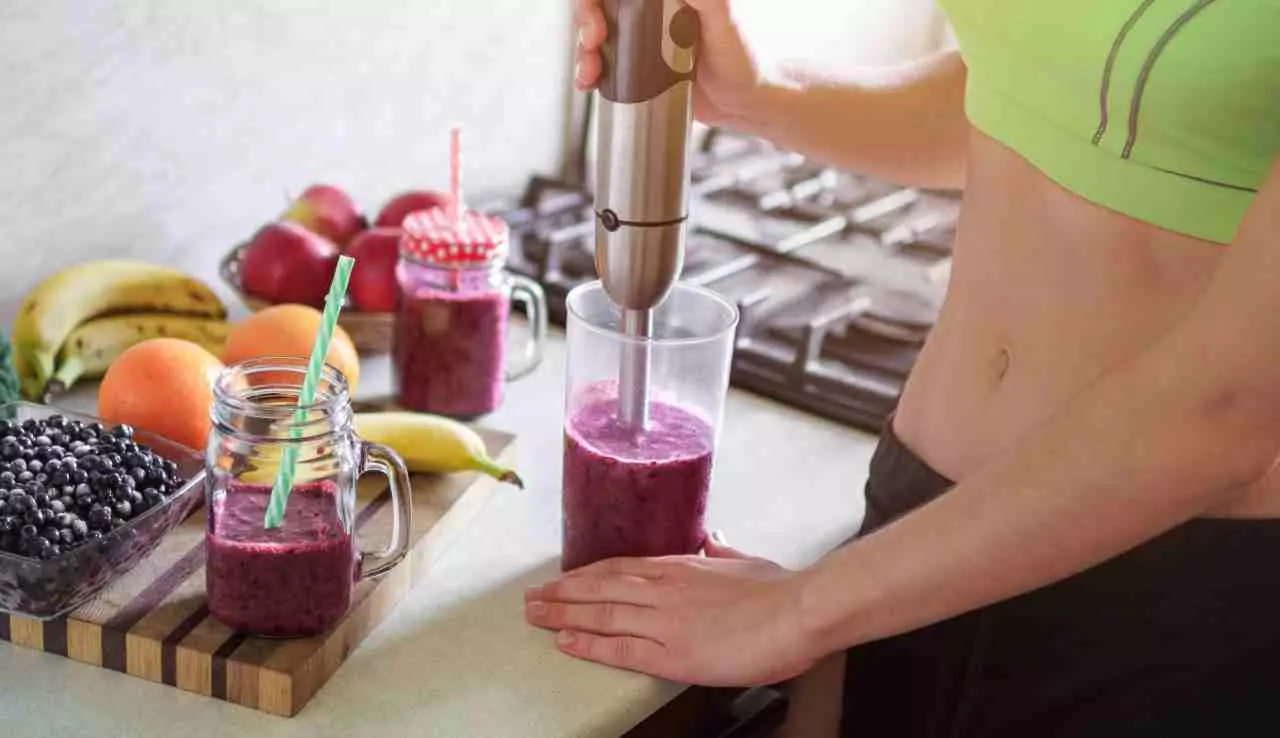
<box><xmin>561</xmin><ymin>392</ymin><xmax>714</xmax><ymax>571</ymax></box>
<box><xmin>206</xmin><ymin>481</ymin><xmax>357</xmax><ymax>638</ymax></box>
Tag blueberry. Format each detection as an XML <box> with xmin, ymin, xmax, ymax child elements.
<box><xmin>74</xmin><ymin>444</ymin><xmax>92</xmax><ymax>458</ymax></box>
<box><xmin>44</xmin><ymin>458</ymin><xmax>61</xmax><ymax>473</ymax></box>
<box><xmin>0</xmin><ymin>420</ymin><xmax>12</xmax><ymax>435</ymax></box>
<box><xmin>70</xmin><ymin>469</ymin><xmax>88</xmax><ymax>484</ymax></box>
<box><xmin>16</xmin><ymin>471</ymin><xmax>32</xmax><ymax>483</ymax></box>
<box><xmin>113</xmin><ymin>501</ymin><xmax>132</xmax><ymax>519</ymax></box>
<box><xmin>0</xmin><ymin>444</ymin><xmax>16</xmax><ymax>462</ymax></box>
<box><xmin>143</xmin><ymin>489</ymin><xmax>164</xmax><ymax>508</ymax></box>
<box><xmin>58</xmin><ymin>528</ymin><xmax>74</xmax><ymax>545</ymax></box>
<box><xmin>53</xmin><ymin>512</ymin><xmax>74</xmax><ymax>527</ymax></box>
<box><xmin>59</xmin><ymin>494</ymin><xmax>73</xmax><ymax>508</ymax></box>
<box><xmin>20</xmin><ymin>419</ymin><xmax>38</xmax><ymax>432</ymax></box>
<box><xmin>19</xmin><ymin>524</ymin><xmax>37</xmax><ymax>539</ymax></box>
<box><xmin>86</xmin><ymin>530</ymin><xmax>103</xmax><ymax>541</ymax></box>
<box><xmin>79</xmin><ymin>430</ymin><xmax>96</xmax><ymax>443</ymax></box>
<box><xmin>107</xmin><ymin>453</ymin><xmax>122</xmax><ymax>466</ymax></box>
<box><xmin>32</xmin><ymin>493</ymin><xmax>49</xmax><ymax>508</ymax></box>
<box><xmin>47</xmin><ymin>446</ymin><xmax>65</xmax><ymax>460</ymax></box>
<box><xmin>34</xmin><ymin>435</ymin><xmax>51</xmax><ymax>447</ymax></box>
<box><xmin>48</xmin><ymin>500</ymin><xmax>65</xmax><ymax>514</ymax></box>
<box><xmin>26</xmin><ymin>509</ymin><xmax>48</xmax><ymax>526</ymax></box>
<box><xmin>87</xmin><ymin>506</ymin><xmax>112</xmax><ymax>530</ymax></box>
<box><xmin>0</xmin><ymin>516</ymin><xmax>16</xmax><ymax>533</ymax></box>
<box><xmin>45</xmin><ymin>414</ymin><xmax>65</xmax><ymax>428</ymax></box>
<box><xmin>79</xmin><ymin>454</ymin><xmax>99</xmax><ymax>469</ymax></box>
<box><xmin>0</xmin><ymin>471</ymin><xmax>13</xmax><ymax>486</ymax></box>
<box><xmin>99</xmin><ymin>457</ymin><xmax>115</xmax><ymax>472</ymax></box>
<box><xmin>27</xmin><ymin>460</ymin><xmax>43</xmax><ymax>475</ymax></box>
<box><xmin>73</xmin><ymin>483</ymin><xmax>92</xmax><ymax>500</ymax></box>
<box><xmin>10</xmin><ymin>458</ymin><xmax>26</xmax><ymax>474</ymax></box>
<box><xmin>49</xmin><ymin>471</ymin><xmax>68</xmax><ymax>487</ymax></box>
<box><xmin>40</xmin><ymin>526</ymin><xmax>59</xmax><ymax>542</ymax></box>
<box><xmin>40</xmin><ymin>543</ymin><xmax>60</xmax><ymax>560</ymax></box>
<box><xmin>70</xmin><ymin>519</ymin><xmax>88</xmax><ymax>538</ymax></box>
<box><xmin>88</xmin><ymin>422</ymin><xmax>104</xmax><ymax>435</ymax></box>
<box><xmin>11</xmin><ymin>494</ymin><xmax>32</xmax><ymax>512</ymax></box>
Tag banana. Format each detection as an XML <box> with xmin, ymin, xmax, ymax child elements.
<box><xmin>354</xmin><ymin>411</ymin><xmax>524</xmax><ymax>488</ymax></box>
<box><xmin>12</xmin><ymin>260</ymin><xmax>226</xmax><ymax>399</ymax></box>
<box><xmin>45</xmin><ymin>313</ymin><xmax>233</xmax><ymax>399</ymax></box>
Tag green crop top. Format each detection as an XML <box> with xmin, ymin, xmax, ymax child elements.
<box><xmin>939</xmin><ymin>0</ymin><xmax>1280</xmax><ymax>243</ymax></box>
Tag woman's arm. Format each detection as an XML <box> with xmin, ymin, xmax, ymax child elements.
<box><xmin>574</xmin><ymin>0</ymin><xmax>970</xmax><ymax>190</ymax></box>
<box><xmin>801</xmin><ymin>157</ymin><xmax>1280</xmax><ymax>651</ymax></box>
<box><xmin>743</xmin><ymin>50</ymin><xmax>970</xmax><ymax>190</ymax></box>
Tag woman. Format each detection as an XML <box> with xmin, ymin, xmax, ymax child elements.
<box><xmin>526</xmin><ymin>0</ymin><xmax>1280</xmax><ymax>734</ymax></box>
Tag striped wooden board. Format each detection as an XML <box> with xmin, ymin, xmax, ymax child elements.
<box><xmin>0</xmin><ymin>428</ymin><xmax>515</xmax><ymax>717</ymax></box>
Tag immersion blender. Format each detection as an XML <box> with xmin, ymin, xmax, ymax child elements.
<box><xmin>593</xmin><ymin>0</ymin><xmax>700</xmax><ymax>428</ymax></box>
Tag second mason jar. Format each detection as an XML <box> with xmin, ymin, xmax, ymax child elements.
<box><xmin>393</xmin><ymin>207</ymin><xmax>547</xmax><ymax>418</ymax></box>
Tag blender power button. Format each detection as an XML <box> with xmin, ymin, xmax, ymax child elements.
<box><xmin>669</xmin><ymin>7</ymin><xmax>699</xmax><ymax>49</ymax></box>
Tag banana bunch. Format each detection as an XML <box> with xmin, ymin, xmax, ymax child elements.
<box><xmin>355</xmin><ymin>412</ymin><xmax>524</xmax><ymax>488</ymax></box>
<box><xmin>12</xmin><ymin>260</ymin><xmax>228</xmax><ymax>400</ymax></box>
<box><xmin>46</xmin><ymin>313</ymin><xmax>232</xmax><ymax>399</ymax></box>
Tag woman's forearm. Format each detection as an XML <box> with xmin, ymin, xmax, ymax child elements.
<box><xmin>736</xmin><ymin>50</ymin><xmax>970</xmax><ymax>190</ymax></box>
<box><xmin>800</xmin><ymin>321</ymin><xmax>1279</xmax><ymax>654</ymax></box>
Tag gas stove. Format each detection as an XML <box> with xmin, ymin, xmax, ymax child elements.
<box><xmin>489</xmin><ymin>129</ymin><xmax>960</xmax><ymax>432</ymax></box>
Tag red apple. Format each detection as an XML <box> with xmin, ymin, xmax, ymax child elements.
<box><xmin>374</xmin><ymin>190</ymin><xmax>451</xmax><ymax>228</ymax></box>
<box><xmin>345</xmin><ymin>227</ymin><xmax>402</xmax><ymax>312</ymax></box>
<box><xmin>240</xmin><ymin>221</ymin><xmax>341</xmax><ymax>307</ymax></box>
<box><xmin>282</xmin><ymin>184</ymin><xmax>366</xmax><ymax>246</ymax></box>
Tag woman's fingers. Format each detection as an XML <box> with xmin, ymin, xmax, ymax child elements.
<box><xmin>555</xmin><ymin>631</ymin><xmax>674</xmax><ymax>677</ymax></box>
<box><xmin>527</xmin><ymin>600</ymin><xmax>663</xmax><ymax>640</ymax></box>
<box><xmin>574</xmin><ymin>0</ymin><xmax>606</xmax><ymax>90</ymax></box>
<box><xmin>577</xmin><ymin>1</ymin><xmax>607</xmax><ymax>51</ymax></box>
<box><xmin>526</xmin><ymin>572</ymin><xmax>658</xmax><ymax>606</ymax></box>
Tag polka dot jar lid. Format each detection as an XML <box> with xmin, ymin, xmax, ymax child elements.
<box><xmin>400</xmin><ymin>207</ymin><xmax>510</xmax><ymax>267</ymax></box>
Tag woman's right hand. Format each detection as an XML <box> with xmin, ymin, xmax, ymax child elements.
<box><xmin>574</xmin><ymin>0</ymin><xmax>764</xmax><ymax>128</ymax></box>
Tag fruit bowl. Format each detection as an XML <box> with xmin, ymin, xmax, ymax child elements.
<box><xmin>220</xmin><ymin>242</ymin><xmax>394</xmax><ymax>354</ymax></box>
<box><xmin>0</xmin><ymin>402</ymin><xmax>205</xmax><ymax>620</ymax></box>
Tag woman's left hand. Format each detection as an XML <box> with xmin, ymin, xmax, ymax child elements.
<box><xmin>524</xmin><ymin>535</ymin><xmax>820</xmax><ymax>686</ymax></box>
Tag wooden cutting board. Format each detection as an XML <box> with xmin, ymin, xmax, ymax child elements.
<box><xmin>0</xmin><ymin>428</ymin><xmax>516</xmax><ymax>717</ymax></box>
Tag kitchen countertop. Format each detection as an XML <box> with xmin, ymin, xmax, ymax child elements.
<box><xmin>0</xmin><ymin>322</ymin><xmax>874</xmax><ymax>737</ymax></box>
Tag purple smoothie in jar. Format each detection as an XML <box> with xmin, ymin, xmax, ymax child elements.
<box><xmin>393</xmin><ymin>283</ymin><xmax>509</xmax><ymax>417</ymax></box>
<box><xmin>206</xmin><ymin>482</ymin><xmax>357</xmax><ymax>638</ymax></box>
<box><xmin>561</xmin><ymin>392</ymin><xmax>714</xmax><ymax>571</ymax></box>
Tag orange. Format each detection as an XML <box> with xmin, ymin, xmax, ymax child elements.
<box><xmin>98</xmin><ymin>338</ymin><xmax>224</xmax><ymax>451</ymax></box>
<box><xmin>222</xmin><ymin>304</ymin><xmax>361</xmax><ymax>393</ymax></box>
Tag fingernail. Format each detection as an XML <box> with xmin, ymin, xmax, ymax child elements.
<box><xmin>710</xmin><ymin>529</ymin><xmax>727</xmax><ymax>545</ymax></box>
<box><xmin>574</xmin><ymin>61</ymin><xmax>583</xmax><ymax>84</ymax></box>
<box><xmin>557</xmin><ymin>630</ymin><xmax>577</xmax><ymax>646</ymax></box>
<box><xmin>525</xmin><ymin>585</ymin><xmax>543</xmax><ymax>599</ymax></box>
<box><xmin>527</xmin><ymin>601</ymin><xmax>546</xmax><ymax>616</ymax></box>
<box><xmin>577</xmin><ymin>27</ymin><xmax>585</xmax><ymax>47</ymax></box>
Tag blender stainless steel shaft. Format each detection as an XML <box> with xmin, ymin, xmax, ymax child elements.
<box><xmin>594</xmin><ymin>0</ymin><xmax>699</xmax><ymax>428</ymax></box>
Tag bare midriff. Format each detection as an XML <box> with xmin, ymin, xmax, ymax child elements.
<box><xmin>893</xmin><ymin>128</ymin><xmax>1280</xmax><ymax>518</ymax></box>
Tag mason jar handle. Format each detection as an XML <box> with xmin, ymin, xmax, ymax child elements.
<box><xmin>356</xmin><ymin>441</ymin><xmax>414</xmax><ymax>580</ymax></box>
<box><xmin>506</xmin><ymin>274</ymin><xmax>548</xmax><ymax>381</ymax></box>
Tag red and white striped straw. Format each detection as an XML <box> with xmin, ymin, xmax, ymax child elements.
<box><xmin>449</xmin><ymin>126</ymin><xmax>463</xmax><ymax>225</ymax></box>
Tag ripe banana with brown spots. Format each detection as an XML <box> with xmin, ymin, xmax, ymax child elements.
<box><xmin>44</xmin><ymin>313</ymin><xmax>233</xmax><ymax>399</ymax></box>
<box><xmin>12</xmin><ymin>260</ymin><xmax>226</xmax><ymax>398</ymax></box>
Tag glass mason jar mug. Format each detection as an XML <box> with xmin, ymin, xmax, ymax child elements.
<box><xmin>205</xmin><ymin>357</ymin><xmax>413</xmax><ymax>638</ymax></box>
<box><xmin>393</xmin><ymin>208</ymin><xmax>548</xmax><ymax>418</ymax></box>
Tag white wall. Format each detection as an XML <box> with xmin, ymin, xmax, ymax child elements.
<box><xmin>0</xmin><ymin>0</ymin><xmax>575</xmax><ymax>315</ymax></box>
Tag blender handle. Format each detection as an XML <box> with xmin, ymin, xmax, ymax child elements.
<box><xmin>506</xmin><ymin>274</ymin><xmax>548</xmax><ymax>381</ymax></box>
<box><xmin>356</xmin><ymin>441</ymin><xmax>415</xmax><ymax>580</ymax></box>
<box><xmin>599</xmin><ymin>0</ymin><xmax>699</xmax><ymax>104</ymax></box>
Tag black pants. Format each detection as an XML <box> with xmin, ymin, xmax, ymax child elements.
<box><xmin>841</xmin><ymin>421</ymin><xmax>1280</xmax><ymax>738</ymax></box>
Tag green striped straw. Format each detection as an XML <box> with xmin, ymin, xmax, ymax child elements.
<box><xmin>263</xmin><ymin>255</ymin><xmax>356</xmax><ymax>529</ymax></box>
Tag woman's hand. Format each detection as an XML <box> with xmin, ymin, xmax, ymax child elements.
<box><xmin>525</xmin><ymin>534</ymin><xmax>820</xmax><ymax>686</ymax></box>
<box><xmin>574</xmin><ymin>0</ymin><xmax>764</xmax><ymax>128</ymax></box>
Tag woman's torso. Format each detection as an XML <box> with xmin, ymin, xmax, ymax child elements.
<box><xmin>893</xmin><ymin>129</ymin><xmax>1280</xmax><ymax>517</ymax></box>
<box><xmin>893</xmin><ymin>0</ymin><xmax>1280</xmax><ymax>516</ymax></box>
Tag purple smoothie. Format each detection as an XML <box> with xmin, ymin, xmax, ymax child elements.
<box><xmin>206</xmin><ymin>482</ymin><xmax>357</xmax><ymax>638</ymax></box>
<box><xmin>561</xmin><ymin>394</ymin><xmax>714</xmax><ymax>571</ymax></box>
<box><xmin>393</xmin><ymin>286</ymin><xmax>509</xmax><ymax>418</ymax></box>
